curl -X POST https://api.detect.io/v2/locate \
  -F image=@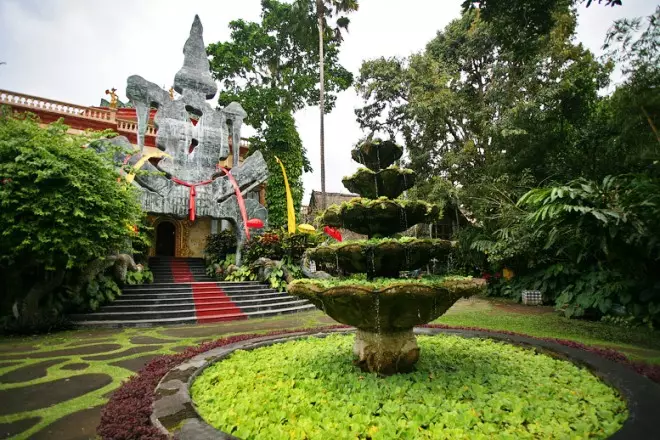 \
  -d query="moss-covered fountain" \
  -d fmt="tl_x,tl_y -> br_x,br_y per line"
289,139 -> 485,374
